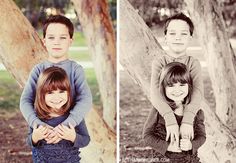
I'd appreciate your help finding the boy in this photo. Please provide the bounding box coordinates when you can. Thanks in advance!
[20,15,92,143]
[150,13,203,145]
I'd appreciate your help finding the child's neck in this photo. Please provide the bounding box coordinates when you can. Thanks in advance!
[48,56,68,63]
[174,102,184,116]
[166,51,187,59]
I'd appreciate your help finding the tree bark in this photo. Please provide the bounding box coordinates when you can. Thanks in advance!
[184,0,236,137]
[120,0,236,162]
[0,0,47,87]
[0,0,116,162]
[71,0,117,131]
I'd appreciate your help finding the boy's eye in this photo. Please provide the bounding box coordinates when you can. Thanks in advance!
[181,33,188,35]
[48,37,54,39]
[169,32,176,35]
[60,37,67,39]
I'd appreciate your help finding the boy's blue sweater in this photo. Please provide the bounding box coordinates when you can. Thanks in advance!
[20,59,92,127]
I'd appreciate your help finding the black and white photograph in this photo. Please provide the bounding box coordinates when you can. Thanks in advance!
[120,0,236,162]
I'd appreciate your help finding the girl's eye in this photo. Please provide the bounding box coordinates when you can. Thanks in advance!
[59,90,66,93]
[181,33,188,35]
[48,37,54,39]
[180,83,187,86]
[169,33,176,35]
[47,91,53,94]
[60,37,67,39]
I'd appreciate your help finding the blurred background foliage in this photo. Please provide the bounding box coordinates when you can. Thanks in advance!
[13,0,117,31]
[128,0,236,37]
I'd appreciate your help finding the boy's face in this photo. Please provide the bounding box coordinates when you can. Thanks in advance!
[165,20,192,57]
[43,23,73,62]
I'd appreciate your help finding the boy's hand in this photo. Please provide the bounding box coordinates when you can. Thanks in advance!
[180,138,192,151]
[57,123,76,142]
[180,123,194,140]
[167,140,182,152]
[32,124,50,144]
[166,124,179,145]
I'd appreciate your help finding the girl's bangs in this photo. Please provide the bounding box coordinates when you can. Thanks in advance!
[43,77,68,92]
[163,71,189,86]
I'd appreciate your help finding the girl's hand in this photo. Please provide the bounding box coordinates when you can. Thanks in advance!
[167,140,182,153]
[32,124,49,144]
[45,126,62,144]
[57,123,76,142]
[180,138,192,151]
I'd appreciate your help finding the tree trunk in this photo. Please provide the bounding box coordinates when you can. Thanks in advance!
[120,0,236,162]
[184,0,236,137]
[71,0,117,131]
[0,0,116,162]
[0,0,47,87]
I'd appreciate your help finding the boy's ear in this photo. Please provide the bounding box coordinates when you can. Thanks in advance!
[70,38,73,45]
[42,38,46,46]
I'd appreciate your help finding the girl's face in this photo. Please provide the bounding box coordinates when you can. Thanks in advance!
[165,20,192,57]
[45,89,68,109]
[165,82,188,103]
[43,23,73,63]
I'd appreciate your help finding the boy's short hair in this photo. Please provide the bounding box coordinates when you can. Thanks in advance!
[164,13,194,36]
[43,15,74,38]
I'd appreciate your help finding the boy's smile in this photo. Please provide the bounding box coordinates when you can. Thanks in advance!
[165,20,192,58]
[43,23,73,63]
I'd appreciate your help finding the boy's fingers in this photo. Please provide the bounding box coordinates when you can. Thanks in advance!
[33,123,37,129]
[175,133,179,145]
[170,133,174,144]
[191,131,194,140]
[69,123,73,129]
[166,130,170,141]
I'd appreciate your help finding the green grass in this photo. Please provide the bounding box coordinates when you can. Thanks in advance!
[0,69,101,112]
[0,71,21,112]
[69,50,91,61]
[71,32,87,47]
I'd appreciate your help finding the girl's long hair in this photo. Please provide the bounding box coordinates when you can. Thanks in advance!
[35,66,72,120]
[159,62,193,110]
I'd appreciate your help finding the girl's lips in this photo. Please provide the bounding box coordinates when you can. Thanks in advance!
[171,92,184,97]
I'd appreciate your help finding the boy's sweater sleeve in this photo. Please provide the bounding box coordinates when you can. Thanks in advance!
[182,58,203,125]
[62,65,92,126]
[191,110,206,154]
[150,58,177,126]
[20,66,45,127]
[142,107,169,155]
[73,119,90,148]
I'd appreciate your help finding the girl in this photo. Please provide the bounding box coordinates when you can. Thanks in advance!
[26,66,90,163]
[143,62,206,163]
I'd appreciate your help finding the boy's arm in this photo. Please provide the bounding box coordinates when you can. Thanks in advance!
[150,58,177,126]
[142,107,169,155]
[73,119,90,148]
[191,110,206,154]
[20,67,46,127]
[62,65,92,126]
[182,58,203,125]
